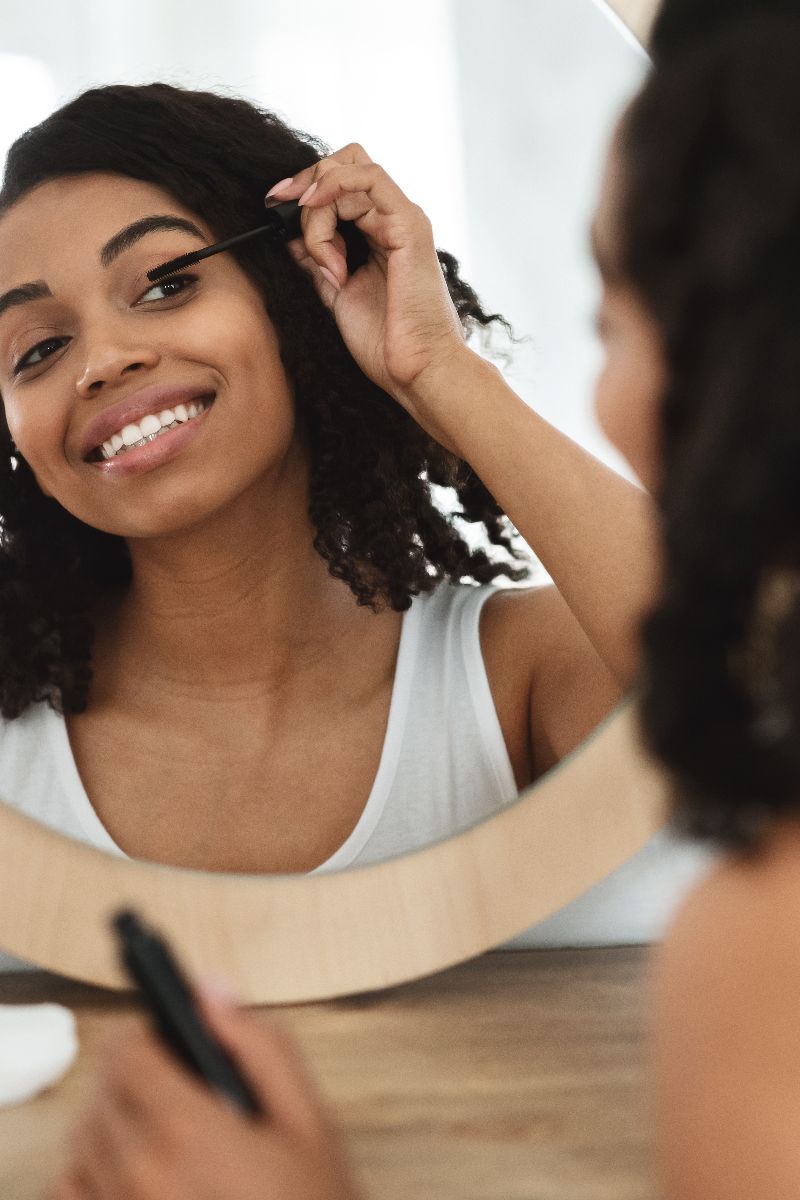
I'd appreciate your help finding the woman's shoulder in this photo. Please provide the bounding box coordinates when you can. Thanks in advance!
[649,818,800,1198]
[655,816,800,968]
[417,579,544,634]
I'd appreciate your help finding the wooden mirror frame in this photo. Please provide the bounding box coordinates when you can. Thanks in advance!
[0,0,663,1002]
[0,696,671,1001]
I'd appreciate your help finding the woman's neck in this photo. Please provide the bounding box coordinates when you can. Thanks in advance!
[91,467,381,702]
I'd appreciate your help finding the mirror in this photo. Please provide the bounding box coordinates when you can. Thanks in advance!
[0,697,672,1000]
[0,0,718,990]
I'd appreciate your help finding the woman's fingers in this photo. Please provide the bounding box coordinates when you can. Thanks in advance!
[286,226,349,296]
[267,144,428,288]
[302,161,429,280]
[66,1067,162,1190]
[264,141,374,204]
[99,1022,226,1146]
[267,156,354,287]
[45,1163,90,1200]
[195,980,336,1145]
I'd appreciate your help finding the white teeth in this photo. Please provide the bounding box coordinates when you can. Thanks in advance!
[139,414,161,437]
[121,424,141,446]
[96,397,211,460]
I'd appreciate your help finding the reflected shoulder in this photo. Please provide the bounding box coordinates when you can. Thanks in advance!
[482,583,624,780]
[649,824,800,1200]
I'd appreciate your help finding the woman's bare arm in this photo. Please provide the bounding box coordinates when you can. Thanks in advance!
[409,349,661,690]
[280,150,662,692]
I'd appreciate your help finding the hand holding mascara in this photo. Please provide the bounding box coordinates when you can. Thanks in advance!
[52,910,360,1198]
[257,145,468,446]
[112,908,264,1116]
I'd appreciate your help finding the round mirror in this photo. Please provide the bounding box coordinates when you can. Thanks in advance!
[0,0,718,997]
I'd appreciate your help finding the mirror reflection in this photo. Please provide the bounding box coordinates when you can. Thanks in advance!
[0,0,715,973]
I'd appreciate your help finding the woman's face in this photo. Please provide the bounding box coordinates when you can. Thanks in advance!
[591,127,667,494]
[0,173,298,538]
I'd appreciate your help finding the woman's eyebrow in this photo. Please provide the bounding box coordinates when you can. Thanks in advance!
[0,215,209,321]
[0,281,51,321]
[99,214,208,268]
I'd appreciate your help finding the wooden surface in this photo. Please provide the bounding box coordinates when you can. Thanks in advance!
[0,947,660,1200]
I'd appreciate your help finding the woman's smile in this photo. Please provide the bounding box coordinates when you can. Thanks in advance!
[78,379,217,474]
[91,393,215,477]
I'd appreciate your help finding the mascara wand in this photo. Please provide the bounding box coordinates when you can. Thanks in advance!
[147,199,303,283]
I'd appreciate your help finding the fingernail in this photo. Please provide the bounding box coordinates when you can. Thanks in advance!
[199,972,238,1007]
[319,266,341,291]
[298,181,318,206]
[265,177,294,199]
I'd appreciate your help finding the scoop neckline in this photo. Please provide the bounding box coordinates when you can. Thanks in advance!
[51,597,423,875]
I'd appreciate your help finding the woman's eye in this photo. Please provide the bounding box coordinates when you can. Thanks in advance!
[136,272,199,305]
[13,336,69,375]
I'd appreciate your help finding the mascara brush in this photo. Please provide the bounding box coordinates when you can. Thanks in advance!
[147,198,303,283]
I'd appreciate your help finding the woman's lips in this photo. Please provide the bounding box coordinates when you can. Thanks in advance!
[90,399,214,477]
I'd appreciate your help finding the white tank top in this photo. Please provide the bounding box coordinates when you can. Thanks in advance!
[0,582,520,969]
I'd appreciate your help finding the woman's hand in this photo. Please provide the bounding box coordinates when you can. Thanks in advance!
[46,980,361,1200]
[269,144,474,450]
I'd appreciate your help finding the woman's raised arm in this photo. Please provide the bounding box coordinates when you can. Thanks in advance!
[271,146,660,690]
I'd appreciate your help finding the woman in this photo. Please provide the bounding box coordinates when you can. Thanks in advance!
[0,84,641,892]
[47,9,800,1199]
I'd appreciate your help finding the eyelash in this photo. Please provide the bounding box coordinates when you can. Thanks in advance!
[11,272,200,376]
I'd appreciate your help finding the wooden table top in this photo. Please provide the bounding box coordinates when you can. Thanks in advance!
[0,946,659,1200]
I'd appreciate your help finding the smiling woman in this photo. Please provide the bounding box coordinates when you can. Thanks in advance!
[0,83,554,899]
[0,79,645,978]
[0,177,291,531]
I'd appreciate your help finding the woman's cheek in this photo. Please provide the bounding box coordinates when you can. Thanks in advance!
[596,349,664,491]
[594,352,625,453]
[5,395,70,499]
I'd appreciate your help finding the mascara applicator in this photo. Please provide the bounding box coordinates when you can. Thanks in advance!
[147,198,303,284]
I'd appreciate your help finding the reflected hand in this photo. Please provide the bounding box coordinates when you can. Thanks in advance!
[46,980,361,1200]
[271,143,470,450]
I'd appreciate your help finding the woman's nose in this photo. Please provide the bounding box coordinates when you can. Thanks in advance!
[75,338,161,397]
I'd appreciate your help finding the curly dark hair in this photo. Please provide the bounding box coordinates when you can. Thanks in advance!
[649,0,800,64]
[619,15,800,858]
[0,82,532,720]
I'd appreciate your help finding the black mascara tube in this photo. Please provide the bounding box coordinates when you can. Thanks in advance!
[112,909,264,1117]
